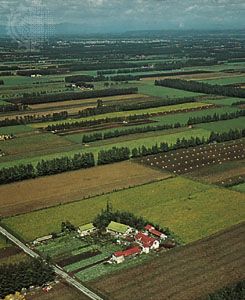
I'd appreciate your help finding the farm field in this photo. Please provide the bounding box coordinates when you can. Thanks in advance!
[202,75,245,85]
[28,93,149,110]
[141,71,243,82]
[31,102,212,129]
[232,183,245,193]
[2,176,245,243]
[0,161,170,217]
[0,127,211,168]
[0,132,74,157]
[137,81,203,98]
[187,159,245,184]
[139,139,245,174]
[26,282,90,300]
[90,222,245,300]
[0,125,35,135]
[196,117,245,132]
[0,246,28,266]
[202,97,243,106]
[151,105,238,126]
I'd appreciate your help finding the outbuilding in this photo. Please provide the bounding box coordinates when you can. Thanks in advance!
[145,224,167,240]
[112,246,141,264]
[78,223,96,237]
[107,221,132,236]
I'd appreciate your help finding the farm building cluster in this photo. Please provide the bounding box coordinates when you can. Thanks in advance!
[78,221,168,264]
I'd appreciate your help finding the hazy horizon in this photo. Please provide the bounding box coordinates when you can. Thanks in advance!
[0,0,244,34]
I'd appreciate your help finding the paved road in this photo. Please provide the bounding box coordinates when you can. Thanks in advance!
[0,225,104,300]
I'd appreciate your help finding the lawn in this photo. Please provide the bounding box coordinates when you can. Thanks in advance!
[3,177,245,244]
[196,117,245,133]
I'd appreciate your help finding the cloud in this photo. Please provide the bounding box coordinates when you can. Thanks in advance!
[0,0,244,31]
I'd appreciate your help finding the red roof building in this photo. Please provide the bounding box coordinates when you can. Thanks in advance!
[114,246,141,258]
[135,232,157,248]
[145,224,167,239]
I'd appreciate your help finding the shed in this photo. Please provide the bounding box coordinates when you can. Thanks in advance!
[107,221,131,235]
[78,223,96,236]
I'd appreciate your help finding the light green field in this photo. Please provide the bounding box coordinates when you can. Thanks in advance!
[0,128,210,168]
[231,183,245,193]
[3,177,245,244]
[196,117,245,133]
[0,125,35,135]
[152,106,238,126]
[31,102,211,129]
[138,81,202,98]
[202,97,243,106]
[202,76,245,85]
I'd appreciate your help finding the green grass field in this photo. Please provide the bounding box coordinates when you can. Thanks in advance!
[138,81,202,98]
[0,125,35,135]
[152,106,238,126]
[196,117,245,133]
[0,132,74,157]
[0,128,210,168]
[202,97,243,106]
[231,183,245,193]
[202,76,245,85]
[3,177,245,244]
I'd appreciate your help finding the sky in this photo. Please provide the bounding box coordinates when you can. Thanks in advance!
[0,0,244,33]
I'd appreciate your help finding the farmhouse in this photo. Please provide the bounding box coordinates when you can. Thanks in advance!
[145,224,167,240]
[135,232,159,253]
[112,246,141,264]
[107,221,132,235]
[78,223,96,237]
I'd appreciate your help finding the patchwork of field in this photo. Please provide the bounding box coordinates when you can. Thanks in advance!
[0,128,211,168]
[141,71,243,82]
[139,139,245,175]
[3,176,245,244]
[0,161,170,217]
[28,94,149,110]
[31,102,212,129]
[90,222,245,300]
